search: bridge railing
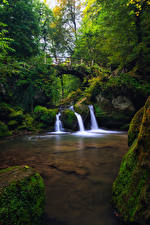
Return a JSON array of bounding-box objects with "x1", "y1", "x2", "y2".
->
[{"x1": 46, "y1": 56, "x2": 94, "y2": 66}]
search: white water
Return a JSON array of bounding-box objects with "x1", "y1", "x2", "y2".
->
[
  {"x1": 88, "y1": 105, "x2": 121, "y2": 134},
  {"x1": 69, "y1": 106, "x2": 74, "y2": 111},
  {"x1": 74, "y1": 112, "x2": 85, "y2": 132},
  {"x1": 89, "y1": 105, "x2": 99, "y2": 130},
  {"x1": 55, "y1": 113, "x2": 63, "y2": 132}
]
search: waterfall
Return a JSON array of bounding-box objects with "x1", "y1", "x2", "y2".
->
[
  {"x1": 69, "y1": 106, "x2": 74, "y2": 111},
  {"x1": 89, "y1": 105, "x2": 99, "y2": 130},
  {"x1": 74, "y1": 112, "x2": 85, "y2": 132},
  {"x1": 55, "y1": 113, "x2": 63, "y2": 132}
]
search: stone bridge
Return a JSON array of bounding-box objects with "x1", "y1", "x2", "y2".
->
[
  {"x1": 48, "y1": 56, "x2": 94, "y2": 81},
  {"x1": 53, "y1": 64, "x2": 90, "y2": 81}
]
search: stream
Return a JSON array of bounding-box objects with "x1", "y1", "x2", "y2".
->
[{"x1": 0, "y1": 132, "x2": 128, "y2": 225}]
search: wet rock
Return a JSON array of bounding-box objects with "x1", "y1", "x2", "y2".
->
[
  {"x1": 0, "y1": 165, "x2": 45, "y2": 225},
  {"x1": 112, "y1": 96, "x2": 135, "y2": 112},
  {"x1": 61, "y1": 109, "x2": 78, "y2": 131},
  {"x1": 95, "y1": 93, "x2": 136, "y2": 130},
  {"x1": 128, "y1": 106, "x2": 144, "y2": 146},
  {"x1": 112, "y1": 96, "x2": 150, "y2": 225}
]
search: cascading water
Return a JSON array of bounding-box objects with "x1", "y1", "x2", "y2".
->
[
  {"x1": 69, "y1": 105, "x2": 85, "y2": 132},
  {"x1": 89, "y1": 105, "x2": 99, "y2": 130},
  {"x1": 55, "y1": 113, "x2": 63, "y2": 132},
  {"x1": 69, "y1": 106, "x2": 74, "y2": 111},
  {"x1": 74, "y1": 112, "x2": 85, "y2": 132}
]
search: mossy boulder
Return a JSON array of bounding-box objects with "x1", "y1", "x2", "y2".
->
[
  {"x1": 8, "y1": 120, "x2": 18, "y2": 129},
  {"x1": 7, "y1": 109, "x2": 25, "y2": 131},
  {"x1": 128, "y1": 107, "x2": 144, "y2": 146},
  {"x1": 0, "y1": 121, "x2": 12, "y2": 137},
  {"x1": 34, "y1": 105, "x2": 58, "y2": 129},
  {"x1": 61, "y1": 109, "x2": 78, "y2": 130},
  {"x1": 9, "y1": 110, "x2": 25, "y2": 123},
  {"x1": 93, "y1": 104, "x2": 130, "y2": 130},
  {"x1": 0, "y1": 103, "x2": 14, "y2": 122},
  {"x1": 0, "y1": 165, "x2": 45, "y2": 225},
  {"x1": 23, "y1": 114, "x2": 35, "y2": 131},
  {"x1": 112, "y1": 96, "x2": 150, "y2": 225}
]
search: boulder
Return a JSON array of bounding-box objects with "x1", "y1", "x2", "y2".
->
[
  {"x1": 112, "y1": 96, "x2": 135, "y2": 112},
  {"x1": 112, "y1": 96, "x2": 150, "y2": 225},
  {"x1": 34, "y1": 105, "x2": 58, "y2": 129},
  {"x1": 0, "y1": 165, "x2": 45, "y2": 225},
  {"x1": 128, "y1": 107, "x2": 144, "y2": 146},
  {"x1": 61, "y1": 109, "x2": 78, "y2": 131},
  {"x1": 95, "y1": 94, "x2": 135, "y2": 130}
]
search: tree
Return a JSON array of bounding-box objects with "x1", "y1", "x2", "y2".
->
[
  {"x1": 0, "y1": 0, "x2": 41, "y2": 58},
  {"x1": 73, "y1": 0, "x2": 150, "y2": 79},
  {"x1": 37, "y1": 2, "x2": 54, "y2": 52},
  {"x1": 0, "y1": 22, "x2": 14, "y2": 56},
  {"x1": 50, "y1": 0, "x2": 82, "y2": 57}
]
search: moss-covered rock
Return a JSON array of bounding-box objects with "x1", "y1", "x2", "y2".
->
[
  {"x1": 9, "y1": 110, "x2": 25, "y2": 123},
  {"x1": 0, "y1": 165, "x2": 45, "y2": 225},
  {"x1": 0, "y1": 121, "x2": 12, "y2": 137},
  {"x1": 23, "y1": 114, "x2": 35, "y2": 131},
  {"x1": 61, "y1": 109, "x2": 78, "y2": 130},
  {"x1": 0, "y1": 103, "x2": 14, "y2": 122},
  {"x1": 128, "y1": 107, "x2": 144, "y2": 146},
  {"x1": 34, "y1": 105, "x2": 58, "y2": 129},
  {"x1": 93, "y1": 104, "x2": 131, "y2": 130},
  {"x1": 7, "y1": 109, "x2": 25, "y2": 132},
  {"x1": 8, "y1": 120, "x2": 18, "y2": 129},
  {"x1": 112, "y1": 96, "x2": 150, "y2": 225}
]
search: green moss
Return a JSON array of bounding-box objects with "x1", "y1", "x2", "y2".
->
[
  {"x1": 0, "y1": 166, "x2": 19, "y2": 174},
  {"x1": 93, "y1": 104, "x2": 130, "y2": 130},
  {"x1": 8, "y1": 120, "x2": 18, "y2": 129},
  {"x1": 9, "y1": 110, "x2": 25, "y2": 123},
  {"x1": 128, "y1": 107, "x2": 144, "y2": 146},
  {"x1": 0, "y1": 166, "x2": 45, "y2": 225},
  {"x1": 61, "y1": 88, "x2": 82, "y2": 106},
  {"x1": 112, "y1": 96, "x2": 150, "y2": 224},
  {"x1": 0, "y1": 103, "x2": 14, "y2": 122},
  {"x1": 34, "y1": 105, "x2": 48, "y2": 114},
  {"x1": 113, "y1": 139, "x2": 149, "y2": 222},
  {"x1": 0, "y1": 121, "x2": 12, "y2": 137},
  {"x1": 85, "y1": 73, "x2": 150, "y2": 111},
  {"x1": 34, "y1": 106, "x2": 58, "y2": 129},
  {"x1": 74, "y1": 101, "x2": 89, "y2": 115},
  {"x1": 23, "y1": 114, "x2": 35, "y2": 131},
  {"x1": 61, "y1": 109, "x2": 77, "y2": 130}
]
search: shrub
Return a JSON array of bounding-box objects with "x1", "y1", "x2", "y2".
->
[
  {"x1": 0, "y1": 121, "x2": 12, "y2": 137},
  {"x1": 34, "y1": 105, "x2": 58, "y2": 129}
]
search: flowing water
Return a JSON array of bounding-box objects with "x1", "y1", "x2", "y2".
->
[
  {"x1": 89, "y1": 105, "x2": 99, "y2": 130},
  {"x1": 55, "y1": 113, "x2": 63, "y2": 133},
  {"x1": 0, "y1": 132, "x2": 128, "y2": 225},
  {"x1": 74, "y1": 112, "x2": 85, "y2": 132}
]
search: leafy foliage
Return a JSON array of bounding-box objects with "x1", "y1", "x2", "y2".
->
[
  {"x1": 73, "y1": 0, "x2": 150, "y2": 79},
  {"x1": 0, "y1": 0, "x2": 41, "y2": 58}
]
